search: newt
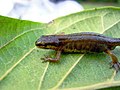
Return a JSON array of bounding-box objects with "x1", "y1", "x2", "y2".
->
[{"x1": 35, "y1": 32, "x2": 120, "y2": 72}]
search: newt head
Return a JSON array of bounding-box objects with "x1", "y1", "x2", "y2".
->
[{"x1": 35, "y1": 35, "x2": 60, "y2": 49}]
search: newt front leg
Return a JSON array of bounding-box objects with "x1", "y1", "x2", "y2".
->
[
  {"x1": 105, "y1": 50, "x2": 120, "y2": 72},
  {"x1": 41, "y1": 50, "x2": 62, "y2": 62}
]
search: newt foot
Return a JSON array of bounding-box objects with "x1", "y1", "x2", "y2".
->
[
  {"x1": 41, "y1": 55, "x2": 51, "y2": 62},
  {"x1": 41, "y1": 55, "x2": 58, "y2": 62},
  {"x1": 110, "y1": 62, "x2": 120, "y2": 72}
]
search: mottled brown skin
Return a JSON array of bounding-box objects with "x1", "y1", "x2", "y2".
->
[{"x1": 35, "y1": 32, "x2": 120, "y2": 72}]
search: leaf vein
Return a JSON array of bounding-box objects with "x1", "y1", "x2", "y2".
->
[
  {"x1": 101, "y1": 16, "x2": 104, "y2": 33},
  {"x1": 59, "y1": 80, "x2": 120, "y2": 90},
  {"x1": 105, "y1": 19, "x2": 120, "y2": 31},
  {"x1": 54, "y1": 16, "x2": 100, "y2": 33},
  {"x1": 0, "y1": 47, "x2": 36, "y2": 81},
  {"x1": 37, "y1": 62, "x2": 49, "y2": 90},
  {"x1": 51, "y1": 54, "x2": 84, "y2": 89}
]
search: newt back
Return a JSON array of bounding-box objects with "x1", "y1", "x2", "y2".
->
[{"x1": 36, "y1": 32, "x2": 120, "y2": 53}]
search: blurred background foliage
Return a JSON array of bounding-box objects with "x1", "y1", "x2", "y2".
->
[
  {"x1": 77, "y1": 0, "x2": 120, "y2": 3},
  {"x1": 77, "y1": 0, "x2": 120, "y2": 9}
]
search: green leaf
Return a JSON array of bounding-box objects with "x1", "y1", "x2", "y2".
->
[{"x1": 0, "y1": 7, "x2": 120, "y2": 90}]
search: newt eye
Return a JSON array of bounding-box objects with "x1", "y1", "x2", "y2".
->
[
  {"x1": 35, "y1": 41, "x2": 45, "y2": 46},
  {"x1": 35, "y1": 41, "x2": 39, "y2": 46}
]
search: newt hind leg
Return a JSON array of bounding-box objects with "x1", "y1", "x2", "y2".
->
[{"x1": 105, "y1": 49, "x2": 120, "y2": 72}]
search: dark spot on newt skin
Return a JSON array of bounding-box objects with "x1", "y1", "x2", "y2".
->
[{"x1": 35, "y1": 32, "x2": 120, "y2": 72}]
